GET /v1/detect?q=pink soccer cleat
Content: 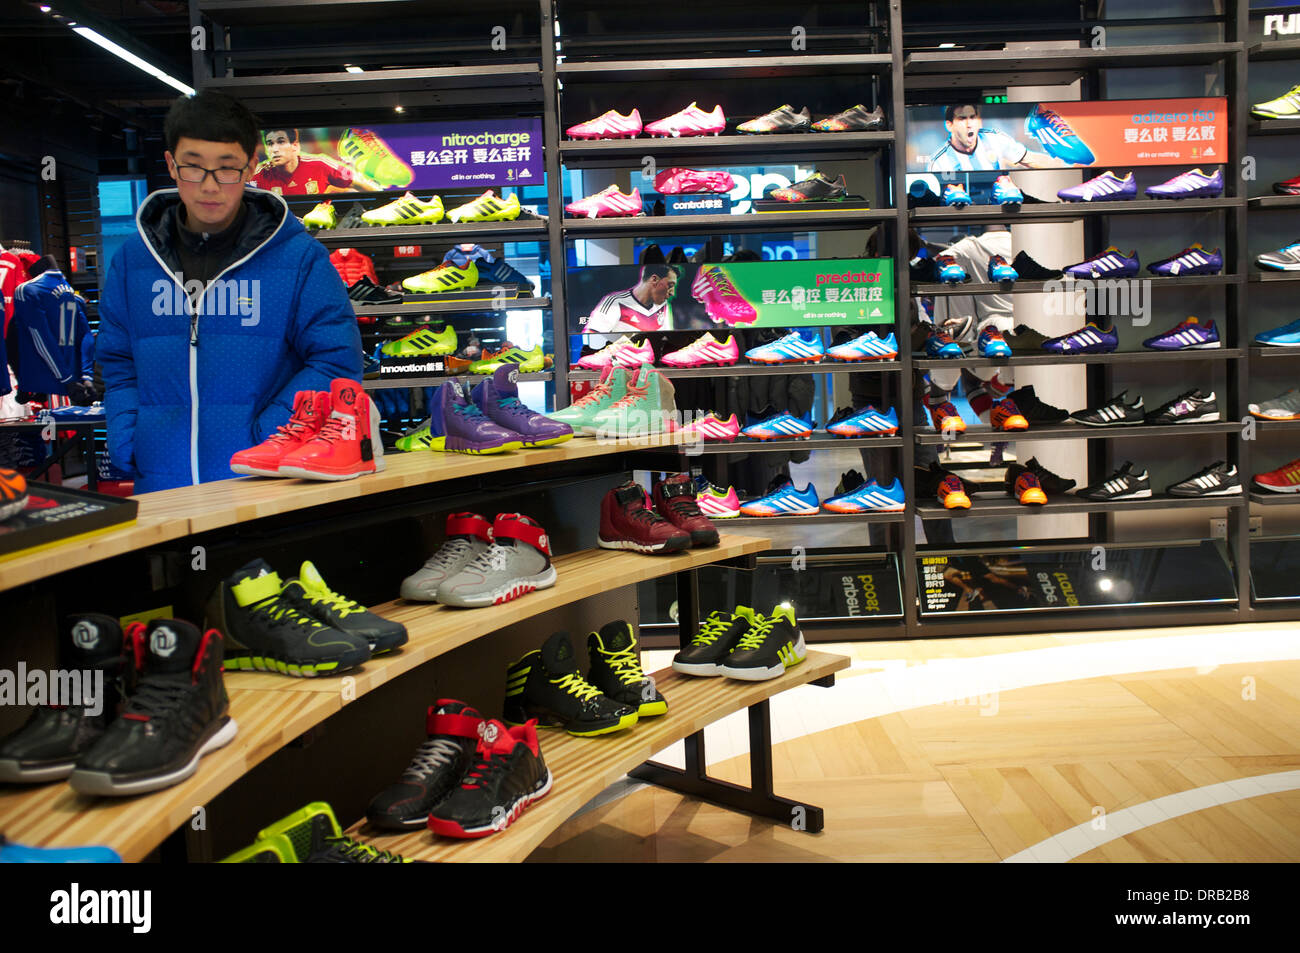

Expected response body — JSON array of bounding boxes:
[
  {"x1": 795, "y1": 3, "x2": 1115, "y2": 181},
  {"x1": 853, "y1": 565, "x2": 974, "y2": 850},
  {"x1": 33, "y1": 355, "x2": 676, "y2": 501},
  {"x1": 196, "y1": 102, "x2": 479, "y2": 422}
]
[
  {"x1": 661, "y1": 332, "x2": 740, "y2": 368},
  {"x1": 683, "y1": 413, "x2": 742, "y2": 442},
  {"x1": 691, "y1": 264, "x2": 758, "y2": 326},
  {"x1": 696, "y1": 484, "x2": 741, "y2": 518},
  {"x1": 575, "y1": 336, "x2": 655, "y2": 370},
  {"x1": 564, "y1": 185, "x2": 644, "y2": 219},
  {"x1": 566, "y1": 108, "x2": 643, "y2": 140},
  {"x1": 653, "y1": 167, "x2": 737, "y2": 195},
  {"x1": 644, "y1": 103, "x2": 727, "y2": 138}
]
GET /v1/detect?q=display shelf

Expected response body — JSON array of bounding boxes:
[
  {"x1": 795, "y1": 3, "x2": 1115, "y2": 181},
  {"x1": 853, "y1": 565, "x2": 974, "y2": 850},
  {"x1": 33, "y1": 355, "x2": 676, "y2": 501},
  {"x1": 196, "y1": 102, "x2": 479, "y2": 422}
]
[
  {"x1": 903, "y1": 42, "x2": 1241, "y2": 88},
  {"x1": 910, "y1": 348, "x2": 1243, "y2": 370},
  {"x1": 561, "y1": 209, "x2": 895, "y2": 238},
  {"x1": 1249, "y1": 271, "x2": 1300, "y2": 282},
  {"x1": 558, "y1": 131, "x2": 894, "y2": 167},
  {"x1": 344, "y1": 650, "x2": 848, "y2": 863},
  {"x1": 1248, "y1": 119, "x2": 1300, "y2": 136},
  {"x1": 313, "y1": 220, "x2": 550, "y2": 248},
  {"x1": 1250, "y1": 491, "x2": 1300, "y2": 505},
  {"x1": 910, "y1": 197, "x2": 1241, "y2": 225},
  {"x1": 914, "y1": 421, "x2": 1240, "y2": 446},
  {"x1": 364, "y1": 371, "x2": 552, "y2": 390},
  {"x1": 1248, "y1": 37, "x2": 1300, "y2": 60},
  {"x1": 1250, "y1": 346, "x2": 1300, "y2": 358},
  {"x1": 566, "y1": 361, "x2": 901, "y2": 381},
  {"x1": 1254, "y1": 418, "x2": 1300, "y2": 430},
  {"x1": 202, "y1": 64, "x2": 545, "y2": 109},
  {"x1": 915, "y1": 274, "x2": 1242, "y2": 296},
  {"x1": 354, "y1": 297, "x2": 551, "y2": 318},
  {"x1": 915, "y1": 494, "x2": 1245, "y2": 519},
  {"x1": 556, "y1": 53, "x2": 893, "y2": 80},
  {"x1": 197, "y1": 0, "x2": 529, "y2": 27},
  {"x1": 682, "y1": 434, "x2": 905, "y2": 455},
  {"x1": 1246, "y1": 194, "x2": 1300, "y2": 208},
  {"x1": 726, "y1": 512, "x2": 906, "y2": 526}
]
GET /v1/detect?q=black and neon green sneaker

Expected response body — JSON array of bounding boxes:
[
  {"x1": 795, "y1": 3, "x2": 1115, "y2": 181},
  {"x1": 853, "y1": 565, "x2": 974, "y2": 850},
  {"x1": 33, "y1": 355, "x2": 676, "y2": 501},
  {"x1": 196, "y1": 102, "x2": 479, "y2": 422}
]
[
  {"x1": 503, "y1": 631, "x2": 637, "y2": 736},
  {"x1": 219, "y1": 835, "x2": 293, "y2": 863},
  {"x1": 285, "y1": 560, "x2": 408, "y2": 655},
  {"x1": 718, "y1": 603, "x2": 806, "y2": 681},
  {"x1": 394, "y1": 419, "x2": 445, "y2": 452},
  {"x1": 205, "y1": 559, "x2": 372, "y2": 677},
  {"x1": 586, "y1": 621, "x2": 667, "y2": 717},
  {"x1": 381, "y1": 323, "x2": 458, "y2": 358},
  {"x1": 671, "y1": 607, "x2": 755, "y2": 676},
  {"x1": 222, "y1": 802, "x2": 417, "y2": 863}
]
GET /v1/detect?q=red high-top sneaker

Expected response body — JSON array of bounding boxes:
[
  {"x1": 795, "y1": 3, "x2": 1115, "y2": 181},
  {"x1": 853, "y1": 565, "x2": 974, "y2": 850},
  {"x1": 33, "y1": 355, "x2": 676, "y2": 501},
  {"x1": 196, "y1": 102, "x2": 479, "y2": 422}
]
[
  {"x1": 230, "y1": 391, "x2": 331, "y2": 477},
  {"x1": 278, "y1": 379, "x2": 386, "y2": 480},
  {"x1": 652, "y1": 473, "x2": 719, "y2": 547},
  {"x1": 598, "y1": 481, "x2": 690, "y2": 554}
]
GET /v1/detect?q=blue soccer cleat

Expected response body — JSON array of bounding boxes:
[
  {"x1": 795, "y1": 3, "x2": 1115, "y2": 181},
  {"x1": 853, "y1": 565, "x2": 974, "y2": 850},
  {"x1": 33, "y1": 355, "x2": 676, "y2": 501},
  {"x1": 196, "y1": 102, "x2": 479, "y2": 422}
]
[
  {"x1": 988, "y1": 255, "x2": 1018, "y2": 283},
  {"x1": 739, "y1": 481, "x2": 820, "y2": 517},
  {"x1": 991, "y1": 175, "x2": 1023, "y2": 206},
  {"x1": 1026, "y1": 103, "x2": 1095, "y2": 165},
  {"x1": 942, "y1": 183, "x2": 972, "y2": 208},
  {"x1": 745, "y1": 329, "x2": 825, "y2": 364},
  {"x1": 1256, "y1": 317, "x2": 1300, "y2": 347},
  {"x1": 977, "y1": 326, "x2": 1013, "y2": 358},
  {"x1": 924, "y1": 327, "x2": 966, "y2": 359},
  {"x1": 936, "y1": 254, "x2": 969, "y2": 284}
]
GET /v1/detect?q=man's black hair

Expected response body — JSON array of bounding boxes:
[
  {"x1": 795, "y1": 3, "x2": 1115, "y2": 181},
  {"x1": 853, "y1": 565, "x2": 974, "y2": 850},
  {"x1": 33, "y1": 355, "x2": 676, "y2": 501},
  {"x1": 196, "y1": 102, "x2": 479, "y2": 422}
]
[
  {"x1": 944, "y1": 103, "x2": 980, "y2": 123},
  {"x1": 264, "y1": 128, "x2": 300, "y2": 144},
  {"x1": 164, "y1": 90, "x2": 260, "y2": 161},
  {"x1": 639, "y1": 263, "x2": 672, "y2": 281}
]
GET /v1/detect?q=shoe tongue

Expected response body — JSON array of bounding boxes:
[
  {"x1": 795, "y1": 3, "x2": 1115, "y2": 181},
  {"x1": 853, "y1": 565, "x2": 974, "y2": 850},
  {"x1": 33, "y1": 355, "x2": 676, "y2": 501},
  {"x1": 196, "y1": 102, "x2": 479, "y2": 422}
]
[
  {"x1": 143, "y1": 619, "x2": 202, "y2": 675},
  {"x1": 492, "y1": 364, "x2": 520, "y2": 398},
  {"x1": 428, "y1": 699, "x2": 484, "y2": 737},
  {"x1": 598, "y1": 620, "x2": 635, "y2": 653},
  {"x1": 231, "y1": 558, "x2": 283, "y2": 605},
  {"x1": 541, "y1": 631, "x2": 580, "y2": 674},
  {"x1": 297, "y1": 560, "x2": 329, "y2": 597},
  {"x1": 659, "y1": 475, "x2": 692, "y2": 498},
  {"x1": 329, "y1": 379, "x2": 362, "y2": 417},
  {"x1": 65, "y1": 613, "x2": 124, "y2": 668},
  {"x1": 734, "y1": 606, "x2": 760, "y2": 626},
  {"x1": 614, "y1": 483, "x2": 646, "y2": 507}
]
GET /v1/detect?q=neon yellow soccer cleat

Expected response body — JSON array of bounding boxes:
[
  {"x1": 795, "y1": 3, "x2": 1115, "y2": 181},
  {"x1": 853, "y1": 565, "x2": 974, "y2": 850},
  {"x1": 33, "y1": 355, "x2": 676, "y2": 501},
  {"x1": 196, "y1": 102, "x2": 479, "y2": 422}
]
[
  {"x1": 336, "y1": 128, "x2": 415, "y2": 188},
  {"x1": 360, "y1": 192, "x2": 444, "y2": 226},
  {"x1": 381, "y1": 323, "x2": 458, "y2": 358},
  {"x1": 394, "y1": 419, "x2": 446, "y2": 452},
  {"x1": 401, "y1": 259, "x2": 478, "y2": 294},
  {"x1": 302, "y1": 200, "x2": 337, "y2": 230},
  {"x1": 468, "y1": 343, "x2": 545, "y2": 374},
  {"x1": 234, "y1": 802, "x2": 416, "y2": 863},
  {"x1": 446, "y1": 190, "x2": 521, "y2": 223}
]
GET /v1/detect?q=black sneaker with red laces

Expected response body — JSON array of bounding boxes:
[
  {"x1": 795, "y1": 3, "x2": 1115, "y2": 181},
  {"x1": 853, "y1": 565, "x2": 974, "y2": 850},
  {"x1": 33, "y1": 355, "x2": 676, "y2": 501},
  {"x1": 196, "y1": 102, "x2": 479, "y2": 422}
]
[
  {"x1": 366, "y1": 700, "x2": 484, "y2": 831},
  {"x1": 426, "y1": 719, "x2": 552, "y2": 839}
]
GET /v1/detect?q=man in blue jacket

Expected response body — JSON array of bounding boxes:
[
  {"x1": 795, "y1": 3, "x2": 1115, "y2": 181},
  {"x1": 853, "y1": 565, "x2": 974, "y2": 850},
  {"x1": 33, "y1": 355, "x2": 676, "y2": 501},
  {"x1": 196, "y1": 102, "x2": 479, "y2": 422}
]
[{"x1": 97, "y1": 91, "x2": 361, "y2": 493}]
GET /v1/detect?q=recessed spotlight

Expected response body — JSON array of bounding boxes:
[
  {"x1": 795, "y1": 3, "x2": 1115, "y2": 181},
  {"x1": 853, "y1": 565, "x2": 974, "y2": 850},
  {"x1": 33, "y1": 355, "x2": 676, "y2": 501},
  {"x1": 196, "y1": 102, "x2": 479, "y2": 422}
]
[
  {"x1": 394, "y1": 105, "x2": 405, "y2": 113},
  {"x1": 40, "y1": 5, "x2": 52, "y2": 12},
  {"x1": 344, "y1": 64, "x2": 363, "y2": 73},
  {"x1": 939, "y1": 43, "x2": 956, "y2": 48}
]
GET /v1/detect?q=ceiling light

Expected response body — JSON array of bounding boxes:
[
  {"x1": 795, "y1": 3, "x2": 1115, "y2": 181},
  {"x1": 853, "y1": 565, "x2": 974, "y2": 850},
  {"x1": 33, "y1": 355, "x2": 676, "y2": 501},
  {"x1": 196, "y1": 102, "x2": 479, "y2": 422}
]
[
  {"x1": 394, "y1": 105, "x2": 404, "y2": 113},
  {"x1": 71, "y1": 25, "x2": 194, "y2": 95},
  {"x1": 939, "y1": 43, "x2": 956, "y2": 48},
  {"x1": 344, "y1": 65, "x2": 363, "y2": 73},
  {"x1": 40, "y1": 5, "x2": 52, "y2": 12}
]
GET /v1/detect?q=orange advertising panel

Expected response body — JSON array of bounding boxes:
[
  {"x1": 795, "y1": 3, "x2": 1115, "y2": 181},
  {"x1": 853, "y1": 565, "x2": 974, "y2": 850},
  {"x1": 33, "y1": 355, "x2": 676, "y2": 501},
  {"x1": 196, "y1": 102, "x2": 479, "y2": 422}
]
[{"x1": 1048, "y1": 98, "x2": 1226, "y2": 166}]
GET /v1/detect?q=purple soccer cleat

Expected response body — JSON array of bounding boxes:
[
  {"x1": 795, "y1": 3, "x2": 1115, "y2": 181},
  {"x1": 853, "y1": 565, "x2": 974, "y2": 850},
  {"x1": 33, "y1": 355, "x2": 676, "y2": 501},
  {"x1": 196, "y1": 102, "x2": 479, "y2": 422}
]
[
  {"x1": 471, "y1": 366, "x2": 574, "y2": 448},
  {"x1": 439, "y1": 380, "x2": 524, "y2": 455},
  {"x1": 1144, "y1": 168, "x2": 1223, "y2": 199}
]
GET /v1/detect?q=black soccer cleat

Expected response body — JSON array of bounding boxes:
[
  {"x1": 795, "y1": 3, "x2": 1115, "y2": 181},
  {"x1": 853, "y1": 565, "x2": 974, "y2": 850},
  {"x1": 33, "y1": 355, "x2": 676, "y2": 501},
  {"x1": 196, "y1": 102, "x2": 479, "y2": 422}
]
[
  {"x1": 672, "y1": 608, "x2": 754, "y2": 677},
  {"x1": 1010, "y1": 251, "x2": 1063, "y2": 280},
  {"x1": 1005, "y1": 385, "x2": 1068, "y2": 424},
  {"x1": 1071, "y1": 391, "x2": 1146, "y2": 427},
  {"x1": 503, "y1": 631, "x2": 637, "y2": 736},
  {"x1": 719, "y1": 604, "x2": 807, "y2": 681},
  {"x1": 366, "y1": 700, "x2": 484, "y2": 830},
  {"x1": 347, "y1": 276, "x2": 403, "y2": 305},
  {"x1": 586, "y1": 621, "x2": 667, "y2": 717},
  {"x1": 1144, "y1": 388, "x2": 1220, "y2": 425},
  {"x1": 1167, "y1": 461, "x2": 1241, "y2": 497},
  {"x1": 1076, "y1": 462, "x2": 1152, "y2": 501},
  {"x1": 427, "y1": 719, "x2": 552, "y2": 839}
]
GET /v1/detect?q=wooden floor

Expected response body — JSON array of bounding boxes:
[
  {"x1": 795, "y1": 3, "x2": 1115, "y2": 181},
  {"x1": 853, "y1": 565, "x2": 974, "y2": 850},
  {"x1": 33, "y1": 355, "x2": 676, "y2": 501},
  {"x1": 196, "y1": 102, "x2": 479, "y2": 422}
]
[{"x1": 529, "y1": 622, "x2": 1300, "y2": 862}]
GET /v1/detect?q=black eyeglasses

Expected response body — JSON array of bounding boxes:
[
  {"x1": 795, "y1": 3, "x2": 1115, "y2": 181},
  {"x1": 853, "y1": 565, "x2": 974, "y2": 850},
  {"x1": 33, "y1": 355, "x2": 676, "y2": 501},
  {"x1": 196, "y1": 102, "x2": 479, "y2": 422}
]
[{"x1": 175, "y1": 163, "x2": 246, "y2": 185}]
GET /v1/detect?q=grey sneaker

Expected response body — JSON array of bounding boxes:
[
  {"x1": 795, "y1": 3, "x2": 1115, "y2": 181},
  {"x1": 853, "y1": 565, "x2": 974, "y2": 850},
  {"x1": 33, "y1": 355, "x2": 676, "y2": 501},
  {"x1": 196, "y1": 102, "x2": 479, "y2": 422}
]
[
  {"x1": 435, "y1": 514, "x2": 557, "y2": 608},
  {"x1": 1249, "y1": 387, "x2": 1300, "y2": 421},
  {"x1": 400, "y1": 512, "x2": 493, "y2": 602}
]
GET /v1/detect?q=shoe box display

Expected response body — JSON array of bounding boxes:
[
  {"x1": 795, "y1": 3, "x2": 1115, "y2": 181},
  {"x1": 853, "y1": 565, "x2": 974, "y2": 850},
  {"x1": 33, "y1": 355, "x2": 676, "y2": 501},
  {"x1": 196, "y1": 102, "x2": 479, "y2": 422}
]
[{"x1": 673, "y1": 604, "x2": 806, "y2": 681}]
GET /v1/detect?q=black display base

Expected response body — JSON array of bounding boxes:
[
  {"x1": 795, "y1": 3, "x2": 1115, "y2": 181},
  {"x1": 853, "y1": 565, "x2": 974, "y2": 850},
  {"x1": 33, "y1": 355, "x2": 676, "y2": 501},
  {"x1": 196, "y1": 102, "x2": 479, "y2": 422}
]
[
  {"x1": 0, "y1": 483, "x2": 137, "y2": 559},
  {"x1": 400, "y1": 284, "x2": 525, "y2": 303},
  {"x1": 753, "y1": 197, "x2": 872, "y2": 213}
]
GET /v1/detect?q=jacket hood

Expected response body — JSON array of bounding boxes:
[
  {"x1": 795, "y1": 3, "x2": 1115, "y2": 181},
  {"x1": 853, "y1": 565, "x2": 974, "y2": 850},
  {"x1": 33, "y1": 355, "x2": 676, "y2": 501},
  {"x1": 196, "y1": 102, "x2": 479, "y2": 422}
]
[{"x1": 135, "y1": 187, "x2": 298, "y2": 278}]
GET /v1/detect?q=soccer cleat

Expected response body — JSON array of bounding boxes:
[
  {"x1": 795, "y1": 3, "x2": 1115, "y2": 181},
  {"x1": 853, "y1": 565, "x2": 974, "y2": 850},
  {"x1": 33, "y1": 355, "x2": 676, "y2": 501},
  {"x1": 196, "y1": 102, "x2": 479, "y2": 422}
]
[
  {"x1": 653, "y1": 167, "x2": 736, "y2": 194},
  {"x1": 565, "y1": 185, "x2": 644, "y2": 218},
  {"x1": 1016, "y1": 457, "x2": 1076, "y2": 495},
  {"x1": 206, "y1": 558, "x2": 372, "y2": 676},
  {"x1": 0, "y1": 839, "x2": 120, "y2": 863},
  {"x1": 1057, "y1": 170, "x2": 1137, "y2": 202},
  {"x1": 827, "y1": 405, "x2": 899, "y2": 437},
  {"x1": 936, "y1": 254, "x2": 969, "y2": 283},
  {"x1": 1167, "y1": 462, "x2": 1241, "y2": 498},
  {"x1": 336, "y1": 202, "x2": 367, "y2": 230},
  {"x1": 1014, "y1": 471, "x2": 1047, "y2": 506},
  {"x1": 738, "y1": 104, "x2": 812, "y2": 134},
  {"x1": 822, "y1": 478, "x2": 906, "y2": 513},
  {"x1": 1064, "y1": 247, "x2": 1139, "y2": 278},
  {"x1": 826, "y1": 330, "x2": 898, "y2": 361},
  {"x1": 302, "y1": 200, "x2": 337, "y2": 230},
  {"x1": 427, "y1": 719, "x2": 552, "y2": 838},
  {"x1": 1145, "y1": 168, "x2": 1224, "y2": 199},
  {"x1": 436, "y1": 513, "x2": 556, "y2": 607},
  {"x1": 653, "y1": 472, "x2": 719, "y2": 547},
  {"x1": 1071, "y1": 390, "x2": 1146, "y2": 427},
  {"x1": 504, "y1": 631, "x2": 637, "y2": 735},
  {"x1": 719, "y1": 604, "x2": 806, "y2": 681},
  {"x1": 548, "y1": 365, "x2": 627, "y2": 433},
  {"x1": 991, "y1": 398, "x2": 1029, "y2": 431},
  {"x1": 1253, "y1": 457, "x2": 1300, "y2": 493},
  {"x1": 1011, "y1": 250, "x2": 1063, "y2": 279},
  {"x1": 1006, "y1": 385, "x2": 1068, "y2": 424},
  {"x1": 682, "y1": 412, "x2": 741, "y2": 442},
  {"x1": 587, "y1": 364, "x2": 675, "y2": 437},
  {"x1": 69, "y1": 619, "x2": 235, "y2": 797},
  {"x1": 1273, "y1": 174, "x2": 1300, "y2": 196},
  {"x1": 691, "y1": 264, "x2": 758, "y2": 325},
  {"x1": 1252, "y1": 84, "x2": 1300, "y2": 119},
  {"x1": 1145, "y1": 388, "x2": 1219, "y2": 425},
  {"x1": 258, "y1": 802, "x2": 414, "y2": 862},
  {"x1": 742, "y1": 411, "x2": 815, "y2": 440},
  {"x1": 1142, "y1": 316, "x2": 1220, "y2": 350},
  {"x1": 446, "y1": 190, "x2": 520, "y2": 223},
  {"x1": 977, "y1": 326, "x2": 1013, "y2": 358},
  {"x1": 992, "y1": 175, "x2": 1023, "y2": 206},
  {"x1": 401, "y1": 260, "x2": 478, "y2": 295},
  {"x1": 1255, "y1": 241, "x2": 1300, "y2": 271},
  {"x1": 1250, "y1": 387, "x2": 1300, "y2": 420},
  {"x1": 929, "y1": 401, "x2": 967, "y2": 435},
  {"x1": 1007, "y1": 325, "x2": 1051, "y2": 353},
  {"x1": 942, "y1": 183, "x2": 972, "y2": 208},
  {"x1": 924, "y1": 327, "x2": 966, "y2": 358},
  {"x1": 286, "y1": 561, "x2": 408, "y2": 654},
  {"x1": 400, "y1": 513, "x2": 494, "y2": 602},
  {"x1": 0, "y1": 614, "x2": 129, "y2": 784},
  {"x1": 738, "y1": 481, "x2": 820, "y2": 517},
  {"x1": 1256, "y1": 318, "x2": 1300, "y2": 346},
  {"x1": 277, "y1": 378, "x2": 385, "y2": 480},
  {"x1": 336, "y1": 128, "x2": 414, "y2": 188},
  {"x1": 575, "y1": 335, "x2": 654, "y2": 370},
  {"x1": 1025, "y1": 103, "x2": 1095, "y2": 164},
  {"x1": 472, "y1": 366, "x2": 572, "y2": 447},
  {"x1": 644, "y1": 102, "x2": 726, "y2": 138},
  {"x1": 381, "y1": 323, "x2": 458, "y2": 358},
  {"x1": 230, "y1": 390, "x2": 330, "y2": 477},
  {"x1": 449, "y1": 247, "x2": 534, "y2": 293},
  {"x1": 769, "y1": 172, "x2": 848, "y2": 202},
  {"x1": 0, "y1": 467, "x2": 28, "y2": 522},
  {"x1": 988, "y1": 255, "x2": 1018, "y2": 283},
  {"x1": 361, "y1": 192, "x2": 444, "y2": 226},
  {"x1": 696, "y1": 484, "x2": 741, "y2": 519},
  {"x1": 812, "y1": 104, "x2": 887, "y2": 132},
  {"x1": 662, "y1": 332, "x2": 740, "y2": 367},
  {"x1": 566, "y1": 108, "x2": 642, "y2": 140},
  {"x1": 1148, "y1": 244, "x2": 1222, "y2": 277},
  {"x1": 599, "y1": 481, "x2": 690, "y2": 553},
  {"x1": 672, "y1": 608, "x2": 754, "y2": 676},
  {"x1": 348, "y1": 276, "x2": 402, "y2": 305},
  {"x1": 439, "y1": 380, "x2": 523, "y2": 453},
  {"x1": 1041, "y1": 321, "x2": 1118, "y2": 354},
  {"x1": 366, "y1": 701, "x2": 484, "y2": 831},
  {"x1": 937, "y1": 473, "x2": 971, "y2": 509},
  {"x1": 467, "y1": 343, "x2": 546, "y2": 375},
  {"x1": 1077, "y1": 462, "x2": 1152, "y2": 501},
  {"x1": 395, "y1": 419, "x2": 443, "y2": 452},
  {"x1": 587, "y1": 621, "x2": 667, "y2": 717},
  {"x1": 745, "y1": 329, "x2": 824, "y2": 364}
]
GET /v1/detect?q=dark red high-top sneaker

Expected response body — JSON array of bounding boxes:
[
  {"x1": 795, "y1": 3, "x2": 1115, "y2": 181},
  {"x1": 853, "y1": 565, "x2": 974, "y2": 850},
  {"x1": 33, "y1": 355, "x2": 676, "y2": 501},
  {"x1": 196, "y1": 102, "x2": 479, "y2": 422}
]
[
  {"x1": 598, "y1": 481, "x2": 690, "y2": 554},
  {"x1": 230, "y1": 390, "x2": 330, "y2": 477},
  {"x1": 278, "y1": 378, "x2": 386, "y2": 480},
  {"x1": 653, "y1": 473, "x2": 719, "y2": 547}
]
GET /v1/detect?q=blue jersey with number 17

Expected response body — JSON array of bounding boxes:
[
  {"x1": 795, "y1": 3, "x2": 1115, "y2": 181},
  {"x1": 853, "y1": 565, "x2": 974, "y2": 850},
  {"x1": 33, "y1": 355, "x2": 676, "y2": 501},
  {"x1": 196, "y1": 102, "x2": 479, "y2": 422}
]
[{"x1": 6, "y1": 269, "x2": 92, "y2": 396}]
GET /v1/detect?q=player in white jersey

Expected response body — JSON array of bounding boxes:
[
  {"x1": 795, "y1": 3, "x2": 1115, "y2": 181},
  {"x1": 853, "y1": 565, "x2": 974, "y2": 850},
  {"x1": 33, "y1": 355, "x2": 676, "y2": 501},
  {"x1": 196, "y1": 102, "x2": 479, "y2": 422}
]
[
  {"x1": 927, "y1": 104, "x2": 1061, "y2": 172},
  {"x1": 582, "y1": 263, "x2": 677, "y2": 336}
]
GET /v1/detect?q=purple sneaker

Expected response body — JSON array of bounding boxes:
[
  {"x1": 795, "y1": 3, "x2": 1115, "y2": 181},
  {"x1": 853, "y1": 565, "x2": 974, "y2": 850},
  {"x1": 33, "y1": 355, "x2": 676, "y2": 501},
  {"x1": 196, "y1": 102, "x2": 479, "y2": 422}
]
[
  {"x1": 1063, "y1": 247, "x2": 1139, "y2": 279},
  {"x1": 1145, "y1": 168, "x2": 1223, "y2": 199},
  {"x1": 1040, "y1": 321, "x2": 1119, "y2": 354},
  {"x1": 1147, "y1": 244, "x2": 1222, "y2": 277},
  {"x1": 1057, "y1": 171, "x2": 1137, "y2": 202},
  {"x1": 1142, "y1": 316, "x2": 1221, "y2": 350},
  {"x1": 471, "y1": 366, "x2": 574, "y2": 448},
  {"x1": 440, "y1": 380, "x2": 524, "y2": 454}
]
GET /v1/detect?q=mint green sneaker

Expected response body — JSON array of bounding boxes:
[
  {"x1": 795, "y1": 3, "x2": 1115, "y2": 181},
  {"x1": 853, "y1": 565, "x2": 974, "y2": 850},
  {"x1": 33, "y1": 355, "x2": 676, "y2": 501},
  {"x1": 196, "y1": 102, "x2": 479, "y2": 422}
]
[
  {"x1": 548, "y1": 365, "x2": 628, "y2": 436},
  {"x1": 588, "y1": 364, "x2": 676, "y2": 437}
]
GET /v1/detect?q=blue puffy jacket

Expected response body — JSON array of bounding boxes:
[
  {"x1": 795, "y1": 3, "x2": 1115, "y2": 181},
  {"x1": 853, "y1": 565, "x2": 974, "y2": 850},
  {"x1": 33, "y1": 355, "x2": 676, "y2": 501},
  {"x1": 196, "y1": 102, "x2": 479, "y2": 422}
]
[{"x1": 97, "y1": 188, "x2": 361, "y2": 494}]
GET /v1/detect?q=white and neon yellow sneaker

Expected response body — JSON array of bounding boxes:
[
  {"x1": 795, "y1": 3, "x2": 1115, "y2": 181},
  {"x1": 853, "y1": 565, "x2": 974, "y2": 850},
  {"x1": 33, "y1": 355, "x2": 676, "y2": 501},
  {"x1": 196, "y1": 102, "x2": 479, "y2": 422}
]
[
  {"x1": 1253, "y1": 83, "x2": 1300, "y2": 119},
  {"x1": 303, "y1": 200, "x2": 337, "y2": 230},
  {"x1": 446, "y1": 190, "x2": 521, "y2": 223},
  {"x1": 400, "y1": 260, "x2": 478, "y2": 295},
  {"x1": 361, "y1": 192, "x2": 444, "y2": 226}
]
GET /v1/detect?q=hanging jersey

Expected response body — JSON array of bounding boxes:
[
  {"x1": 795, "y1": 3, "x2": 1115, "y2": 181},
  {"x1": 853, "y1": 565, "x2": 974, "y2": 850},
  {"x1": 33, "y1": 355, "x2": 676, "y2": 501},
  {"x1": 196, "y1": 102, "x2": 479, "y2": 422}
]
[
  {"x1": 6, "y1": 270, "x2": 92, "y2": 396},
  {"x1": 329, "y1": 248, "x2": 378, "y2": 286},
  {"x1": 927, "y1": 128, "x2": 1028, "y2": 173},
  {"x1": 250, "y1": 156, "x2": 355, "y2": 195},
  {"x1": 583, "y1": 287, "x2": 674, "y2": 333},
  {"x1": 0, "y1": 250, "x2": 36, "y2": 332}
]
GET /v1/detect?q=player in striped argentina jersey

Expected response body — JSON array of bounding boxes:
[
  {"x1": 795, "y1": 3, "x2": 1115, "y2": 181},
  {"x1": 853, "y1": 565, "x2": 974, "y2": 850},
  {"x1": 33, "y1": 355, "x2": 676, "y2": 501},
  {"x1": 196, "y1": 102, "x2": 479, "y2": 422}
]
[{"x1": 926, "y1": 104, "x2": 1062, "y2": 172}]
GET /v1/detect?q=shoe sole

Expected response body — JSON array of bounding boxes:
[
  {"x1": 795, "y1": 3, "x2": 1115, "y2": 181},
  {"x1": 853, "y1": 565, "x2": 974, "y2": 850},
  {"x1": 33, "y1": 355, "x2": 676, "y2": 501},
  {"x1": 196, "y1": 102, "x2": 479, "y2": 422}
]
[
  {"x1": 0, "y1": 757, "x2": 77, "y2": 783},
  {"x1": 828, "y1": 428, "x2": 899, "y2": 437},
  {"x1": 1152, "y1": 412, "x2": 1221, "y2": 424},
  {"x1": 1254, "y1": 482, "x2": 1300, "y2": 493},
  {"x1": 1250, "y1": 410, "x2": 1300, "y2": 420},
  {"x1": 427, "y1": 768, "x2": 552, "y2": 838},
  {"x1": 277, "y1": 462, "x2": 386, "y2": 480},
  {"x1": 823, "y1": 504, "x2": 905, "y2": 513},
  {"x1": 230, "y1": 464, "x2": 288, "y2": 478},
  {"x1": 826, "y1": 354, "x2": 898, "y2": 362},
  {"x1": 672, "y1": 659, "x2": 725, "y2": 676},
  {"x1": 1078, "y1": 488, "x2": 1153, "y2": 500},
  {"x1": 743, "y1": 432, "x2": 813, "y2": 440},
  {"x1": 745, "y1": 356, "x2": 824, "y2": 365},
  {"x1": 224, "y1": 651, "x2": 369, "y2": 676},
  {"x1": 720, "y1": 636, "x2": 806, "y2": 681},
  {"x1": 436, "y1": 565, "x2": 557, "y2": 608},
  {"x1": 1169, "y1": 486, "x2": 1242, "y2": 497},
  {"x1": 637, "y1": 700, "x2": 669, "y2": 717},
  {"x1": 68, "y1": 717, "x2": 237, "y2": 797},
  {"x1": 598, "y1": 535, "x2": 690, "y2": 554},
  {"x1": 522, "y1": 435, "x2": 574, "y2": 447},
  {"x1": 738, "y1": 506, "x2": 820, "y2": 517},
  {"x1": 1071, "y1": 418, "x2": 1145, "y2": 427}
]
